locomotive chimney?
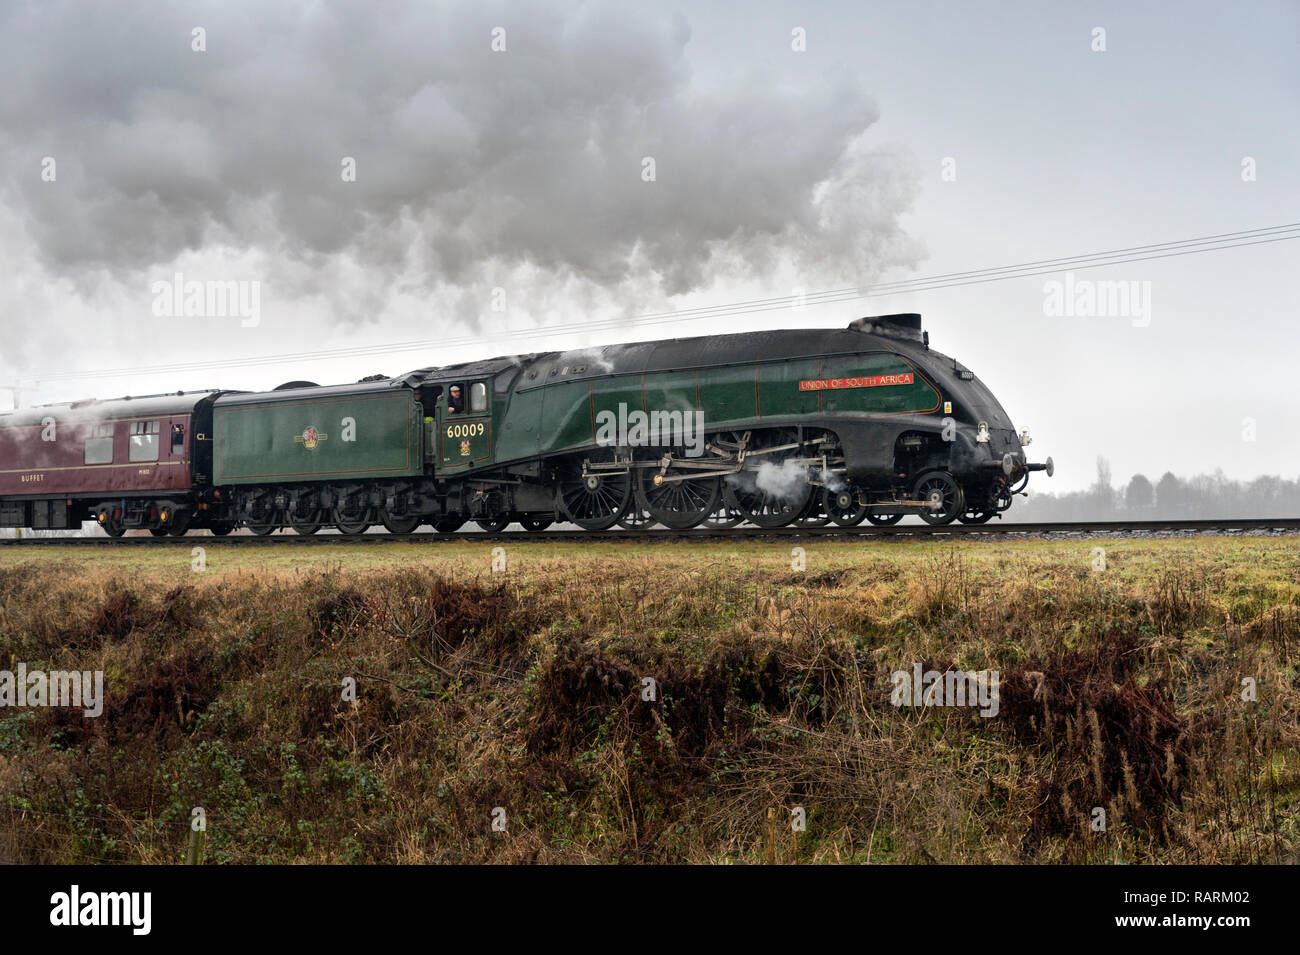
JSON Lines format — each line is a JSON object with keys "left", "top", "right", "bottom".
{"left": 847, "top": 313, "right": 924, "bottom": 343}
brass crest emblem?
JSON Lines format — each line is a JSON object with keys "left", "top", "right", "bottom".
{"left": 294, "top": 426, "right": 328, "bottom": 451}
{"left": 459, "top": 439, "right": 472, "bottom": 457}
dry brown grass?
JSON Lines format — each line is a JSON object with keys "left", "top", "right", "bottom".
{"left": 0, "top": 535, "right": 1296, "bottom": 863}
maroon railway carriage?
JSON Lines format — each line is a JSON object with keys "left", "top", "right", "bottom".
{"left": 0, "top": 391, "right": 225, "bottom": 536}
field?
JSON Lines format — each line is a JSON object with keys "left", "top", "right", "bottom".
{"left": 0, "top": 535, "right": 1296, "bottom": 864}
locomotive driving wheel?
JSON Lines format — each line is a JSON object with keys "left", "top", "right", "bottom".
{"left": 518, "top": 515, "right": 553, "bottom": 532}
{"left": 635, "top": 456, "right": 721, "bottom": 530}
{"left": 958, "top": 511, "right": 995, "bottom": 524}
{"left": 719, "top": 430, "right": 814, "bottom": 528}
{"left": 915, "top": 471, "right": 964, "bottom": 526}
{"left": 723, "top": 466, "right": 812, "bottom": 528}
{"left": 556, "top": 456, "right": 631, "bottom": 530}
{"left": 475, "top": 515, "right": 511, "bottom": 533}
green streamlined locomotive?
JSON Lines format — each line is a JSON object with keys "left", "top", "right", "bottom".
{"left": 0, "top": 314, "right": 1052, "bottom": 535}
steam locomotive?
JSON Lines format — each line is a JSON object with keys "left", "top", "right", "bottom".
{"left": 0, "top": 313, "right": 1052, "bottom": 535}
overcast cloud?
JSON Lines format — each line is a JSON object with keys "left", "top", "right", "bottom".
{"left": 0, "top": 0, "right": 921, "bottom": 336}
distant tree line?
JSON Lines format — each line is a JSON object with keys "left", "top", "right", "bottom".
{"left": 1011, "top": 458, "right": 1300, "bottom": 522}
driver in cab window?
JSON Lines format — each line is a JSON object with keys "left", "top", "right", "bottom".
{"left": 448, "top": 384, "right": 464, "bottom": 414}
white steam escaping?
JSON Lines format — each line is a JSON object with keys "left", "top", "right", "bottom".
{"left": 752, "top": 459, "right": 811, "bottom": 504}
{"left": 822, "top": 470, "right": 848, "bottom": 495}
{"left": 565, "top": 348, "right": 616, "bottom": 375}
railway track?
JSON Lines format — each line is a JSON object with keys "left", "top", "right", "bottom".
{"left": 2, "top": 518, "right": 1299, "bottom": 546}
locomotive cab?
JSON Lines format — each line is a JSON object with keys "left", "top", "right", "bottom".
{"left": 432, "top": 378, "right": 492, "bottom": 472}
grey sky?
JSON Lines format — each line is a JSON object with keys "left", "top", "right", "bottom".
{"left": 1, "top": 0, "right": 1296, "bottom": 492}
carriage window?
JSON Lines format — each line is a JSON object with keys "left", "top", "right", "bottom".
{"left": 171, "top": 423, "right": 185, "bottom": 452}
{"left": 84, "top": 422, "right": 114, "bottom": 465}
{"left": 470, "top": 382, "right": 488, "bottom": 413}
{"left": 128, "top": 420, "right": 160, "bottom": 462}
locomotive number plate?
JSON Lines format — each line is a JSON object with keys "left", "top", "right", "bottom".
{"left": 445, "top": 422, "right": 486, "bottom": 439}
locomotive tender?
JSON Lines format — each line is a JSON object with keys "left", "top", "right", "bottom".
{"left": 0, "top": 313, "right": 1052, "bottom": 535}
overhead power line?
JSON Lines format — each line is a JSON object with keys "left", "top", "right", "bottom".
{"left": 24, "top": 222, "right": 1300, "bottom": 384}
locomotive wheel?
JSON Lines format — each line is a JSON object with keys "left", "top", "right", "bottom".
{"left": 248, "top": 519, "right": 279, "bottom": 536}
{"left": 331, "top": 503, "right": 373, "bottom": 536}
{"left": 958, "top": 511, "right": 995, "bottom": 525}
{"left": 207, "top": 521, "right": 234, "bottom": 536}
{"left": 382, "top": 511, "right": 422, "bottom": 535}
{"left": 475, "top": 516, "right": 511, "bottom": 533}
{"left": 636, "top": 467, "right": 721, "bottom": 530}
{"left": 556, "top": 459, "right": 631, "bottom": 530}
{"left": 865, "top": 511, "right": 904, "bottom": 526}
{"left": 245, "top": 495, "right": 282, "bottom": 536}
{"left": 518, "top": 515, "right": 553, "bottom": 532}
{"left": 433, "top": 517, "right": 465, "bottom": 533}
{"left": 824, "top": 486, "right": 869, "bottom": 527}
{"left": 148, "top": 527, "right": 168, "bottom": 537}
{"left": 702, "top": 504, "right": 745, "bottom": 529}
{"left": 915, "top": 472, "right": 964, "bottom": 526}
{"left": 723, "top": 471, "right": 812, "bottom": 529}
{"left": 617, "top": 507, "right": 653, "bottom": 529}
{"left": 795, "top": 494, "right": 832, "bottom": 527}
{"left": 288, "top": 507, "right": 324, "bottom": 535}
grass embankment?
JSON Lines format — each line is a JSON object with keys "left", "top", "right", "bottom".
{"left": 0, "top": 536, "right": 1296, "bottom": 863}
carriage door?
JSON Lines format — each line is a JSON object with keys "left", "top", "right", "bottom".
{"left": 438, "top": 380, "right": 492, "bottom": 472}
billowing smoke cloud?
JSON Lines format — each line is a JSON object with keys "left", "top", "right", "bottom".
{"left": 0, "top": 0, "right": 922, "bottom": 345}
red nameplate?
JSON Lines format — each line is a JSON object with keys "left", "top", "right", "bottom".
{"left": 798, "top": 373, "right": 913, "bottom": 392}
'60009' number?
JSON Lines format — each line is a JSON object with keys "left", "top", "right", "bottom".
{"left": 446, "top": 422, "right": 485, "bottom": 439}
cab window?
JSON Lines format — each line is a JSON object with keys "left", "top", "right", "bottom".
{"left": 129, "top": 420, "right": 160, "bottom": 462}
{"left": 470, "top": 381, "right": 488, "bottom": 413}
{"left": 446, "top": 383, "right": 466, "bottom": 414}
{"left": 85, "top": 423, "right": 114, "bottom": 465}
